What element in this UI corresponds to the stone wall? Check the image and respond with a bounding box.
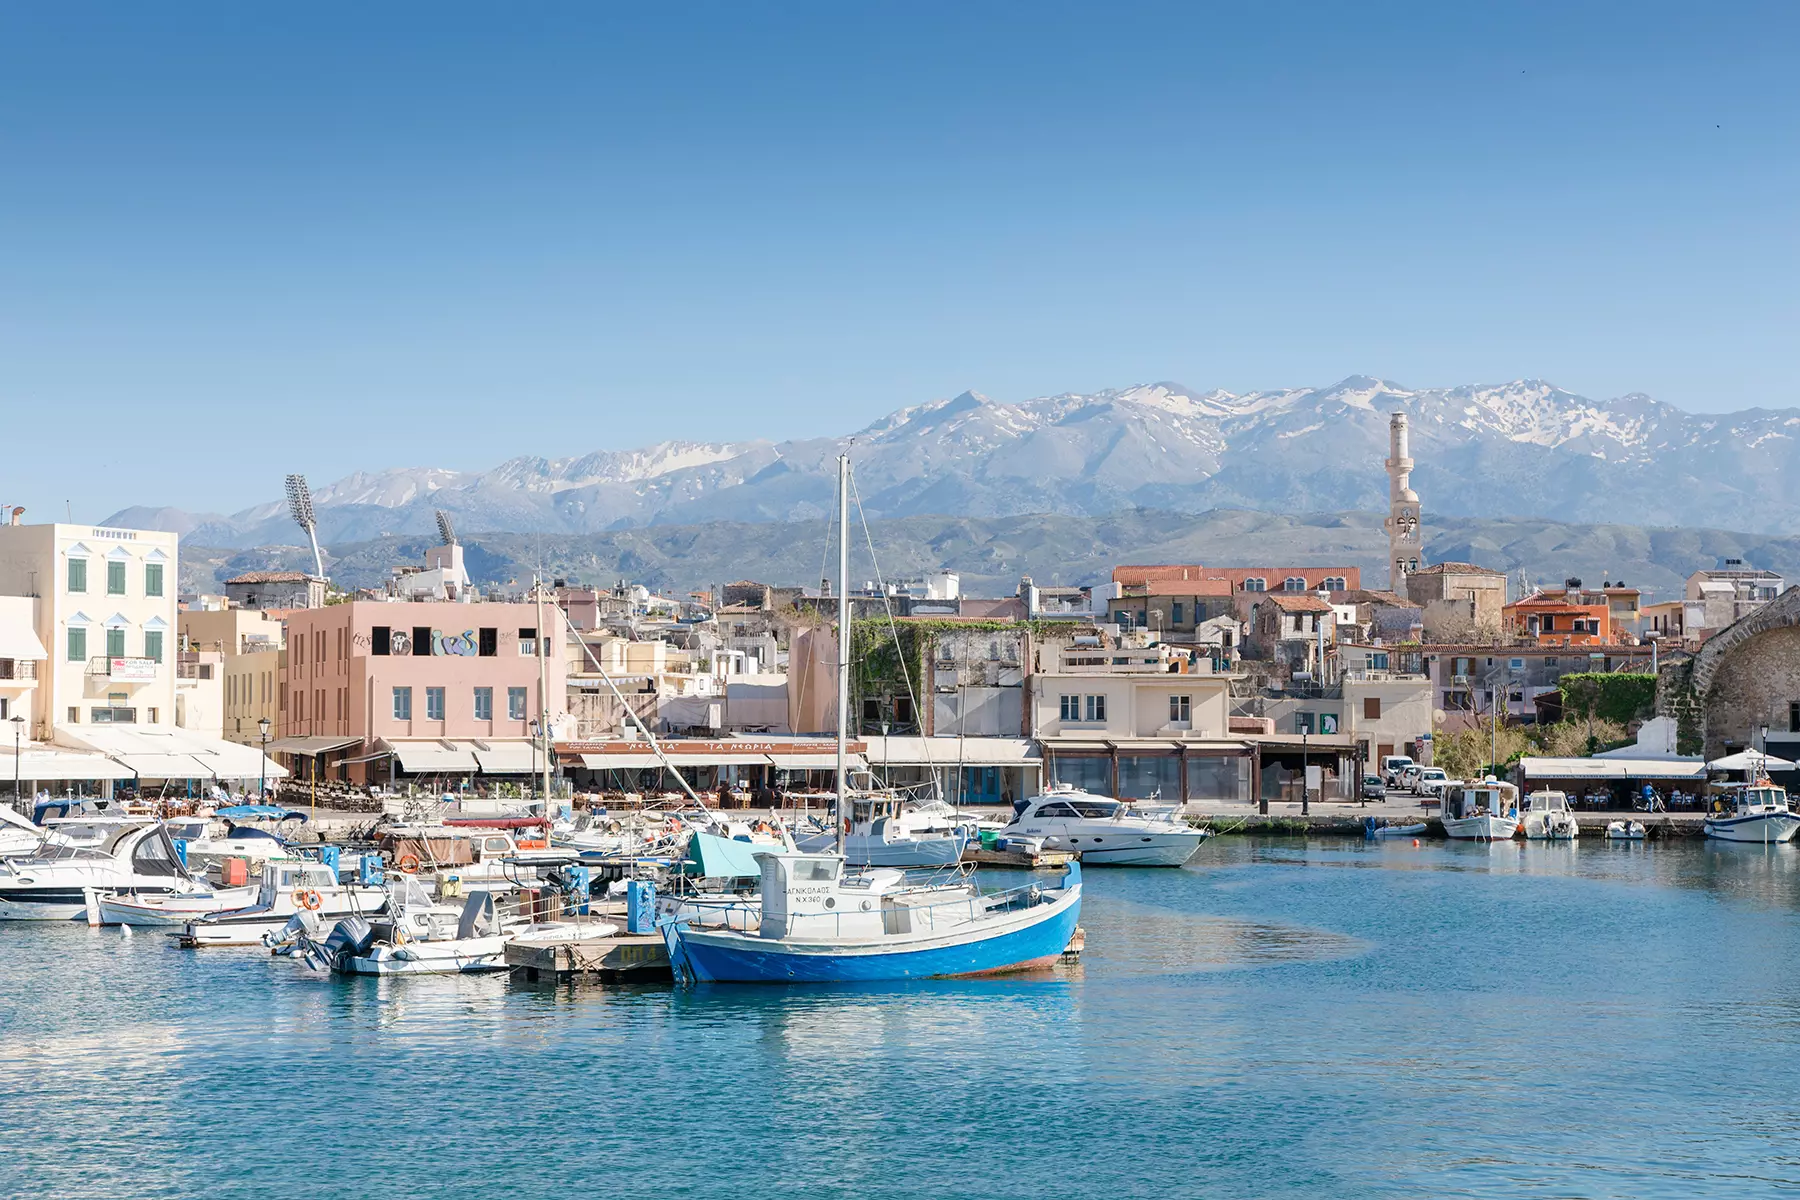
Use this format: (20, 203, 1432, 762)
(1699, 626, 1800, 758)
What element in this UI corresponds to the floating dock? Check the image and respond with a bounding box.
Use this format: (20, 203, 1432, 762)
(506, 932, 672, 984)
(962, 845, 1077, 869)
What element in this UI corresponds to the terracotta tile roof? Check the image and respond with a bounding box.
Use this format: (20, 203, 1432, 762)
(1261, 593, 1335, 613)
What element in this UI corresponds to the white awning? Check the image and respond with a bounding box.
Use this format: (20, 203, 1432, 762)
(578, 751, 866, 772)
(55, 725, 288, 781)
(0, 748, 136, 781)
(266, 735, 363, 757)
(472, 742, 539, 774)
(0, 623, 48, 661)
(580, 753, 664, 771)
(1519, 756, 1708, 781)
(767, 753, 865, 770)
(864, 736, 1040, 765)
(386, 741, 479, 773)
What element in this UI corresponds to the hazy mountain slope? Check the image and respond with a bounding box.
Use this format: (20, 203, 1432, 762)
(176, 508, 1800, 604)
(123, 376, 1800, 544)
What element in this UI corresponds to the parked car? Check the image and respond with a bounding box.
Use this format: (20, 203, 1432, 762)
(1415, 767, 1455, 800)
(1361, 774, 1386, 801)
(1396, 764, 1425, 793)
(1381, 755, 1415, 787)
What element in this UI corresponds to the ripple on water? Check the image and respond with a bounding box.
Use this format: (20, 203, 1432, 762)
(1082, 898, 1369, 976)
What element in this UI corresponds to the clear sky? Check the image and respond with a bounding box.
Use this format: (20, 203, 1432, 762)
(2, 2, 1795, 518)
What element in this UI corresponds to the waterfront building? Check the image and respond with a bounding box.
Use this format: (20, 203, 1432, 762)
(179, 607, 285, 744)
(1429, 643, 1653, 732)
(0, 595, 47, 731)
(273, 598, 567, 784)
(1405, 562, 1507, 641)
(1685, 564, 1784, 636)
(1246, 592, 1338, 674)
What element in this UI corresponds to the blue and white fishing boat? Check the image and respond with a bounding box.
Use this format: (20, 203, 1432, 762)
(659, 453, 1082, 983)
(1704, 783, 1800, 844)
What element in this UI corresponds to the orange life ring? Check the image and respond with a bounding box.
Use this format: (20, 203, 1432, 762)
(396, 853, 422, 874)
(294, 887, 323, 911)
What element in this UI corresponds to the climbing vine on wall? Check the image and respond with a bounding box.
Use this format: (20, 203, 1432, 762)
(1557, 673, 1658, 727)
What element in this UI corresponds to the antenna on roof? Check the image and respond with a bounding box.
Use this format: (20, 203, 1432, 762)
(285, 474, 326, 579)
(435, 509, 458, 547)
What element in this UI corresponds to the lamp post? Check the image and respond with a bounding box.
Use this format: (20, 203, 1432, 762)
(257, 717, 271, 802)
(1760, 724, 1771, 780)
(10, 715, 23, 809)
(529, 719, 541, 804)
(1301, 723, 1310, 816)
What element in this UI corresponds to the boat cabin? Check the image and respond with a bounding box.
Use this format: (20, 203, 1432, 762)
(1444, 779, 1519, 822)
(1013, 792, 1123, 822)
(1714, 784, 1792, 818)
(1525, 790, 1571, 815)
(257, 859, 342, 904)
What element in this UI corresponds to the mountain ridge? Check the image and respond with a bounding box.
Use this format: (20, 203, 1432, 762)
(112, 375, 1800, 545)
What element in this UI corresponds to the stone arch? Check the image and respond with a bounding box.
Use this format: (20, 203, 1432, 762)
(1691, 586, 1800, 699)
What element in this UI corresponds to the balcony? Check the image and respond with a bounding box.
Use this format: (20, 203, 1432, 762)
(0, 658, 37, 682)
(87, 656, 158, 680)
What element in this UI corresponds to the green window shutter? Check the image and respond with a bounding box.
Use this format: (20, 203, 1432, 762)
(107, 561, 126, 595)
(106, 628, 126, 658)
(68, 558, 87, 593)
(68, 627, 86, 662)
(145, 562, 164, 597)
(145, 630, 164, 663)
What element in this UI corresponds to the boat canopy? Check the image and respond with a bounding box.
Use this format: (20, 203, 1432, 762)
(684, 831, 766, 879)
(215, 805, 306, 821)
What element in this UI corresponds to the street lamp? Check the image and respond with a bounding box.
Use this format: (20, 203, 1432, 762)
(1301, 723, 1310, 816)
(529, 719, 541, 802)
(258, 717, 271, 802)
(10, 715, 23, 808)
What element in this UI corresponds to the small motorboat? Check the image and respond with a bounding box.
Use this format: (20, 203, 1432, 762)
(0, 823, 208, 921)
(1363, 818, 1428, 840)
(177, 859, 386, 946)
(1440, 779, 1521, 841)
(1605, 821, 1647, 841)
(1521, 790, 1580, 840)
(796, 793, 966, 868)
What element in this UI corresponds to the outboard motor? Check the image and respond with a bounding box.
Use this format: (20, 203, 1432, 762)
(316, 914, 376, 971)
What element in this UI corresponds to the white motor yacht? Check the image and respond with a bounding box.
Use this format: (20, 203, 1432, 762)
(0, 823, 204, 921)
(1704, 784, 1800, 844)
(0, 805, 51, 857)
(1441, 779, 1521, 841)
(1521, 790, 1580, 840)
(1002, 787, 1207, 866)
(177, 859, 387, 946)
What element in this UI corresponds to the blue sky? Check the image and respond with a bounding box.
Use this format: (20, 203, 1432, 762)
(2, 3, 1795, 517)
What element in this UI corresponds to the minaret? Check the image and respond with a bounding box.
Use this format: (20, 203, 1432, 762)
(1384, 411, 1422, 590)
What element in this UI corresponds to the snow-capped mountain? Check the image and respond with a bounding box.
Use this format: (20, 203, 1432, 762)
(106, 377, 1800, 546)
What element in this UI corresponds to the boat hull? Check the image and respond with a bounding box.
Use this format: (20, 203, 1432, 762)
(1704, 812, 1800, 843)
(1063, 832, 1205, 866)
(1442, 815, 1520, 841)
(0, 886, 186, 922)
(342, 937, 511, 975)
(665, 887, 1081, 983)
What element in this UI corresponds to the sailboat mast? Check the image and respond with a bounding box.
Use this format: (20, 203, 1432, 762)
(836, 452, 850, 855)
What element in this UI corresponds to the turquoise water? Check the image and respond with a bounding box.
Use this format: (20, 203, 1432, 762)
(6, 838, 1800, 1198)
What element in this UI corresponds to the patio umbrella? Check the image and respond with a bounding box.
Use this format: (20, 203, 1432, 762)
(1708, 750, 1798, 772)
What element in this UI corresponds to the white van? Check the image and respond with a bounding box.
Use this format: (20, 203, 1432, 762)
(1381, 755, 1415, 787)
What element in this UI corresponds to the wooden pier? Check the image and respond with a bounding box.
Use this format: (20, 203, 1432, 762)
(961, 845, 1077, 869)
(506, 932, 671, 984)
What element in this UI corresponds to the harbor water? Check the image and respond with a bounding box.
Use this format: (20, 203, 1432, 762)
(7, 837, 1800, 1198)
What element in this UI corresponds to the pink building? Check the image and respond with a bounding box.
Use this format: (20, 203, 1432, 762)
(275, 600, 567, 784)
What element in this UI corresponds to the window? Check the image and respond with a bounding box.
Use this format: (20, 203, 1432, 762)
(1445, 690, 1473, 711)
(1545, 657, 1558, 667)
(1169, 695, 1191, 723)
(863, 699, 882, 722)
(1085, 694, 1107, 722)
(426, 687, 445, 721)
(508, 686, 527, 720)
(107, 560, 126, 595)
(1113, 610, 1132, 627)
(1284, 577, 1307, 592)
(146, 707, 158, 724)
(1171, 602, 1184, 625)
(412, 626, 433, 657)
(519, 628, 538, 656)
(68, 627, 86, 662)
(1060, 695, 1080, 721)
(67, 706, 80, 723)
(1364, 697, 1382, 720)
(895, 697, 914, 724)
(144, 630, 163, 663)
(145, 562, 164, 597)
(106, 628, 126, 658)
(1296, 711, 1315, 734)
(1509, 658, 1524, 670)
(371, 626, 391, 656)
(0, 698, 6, 720)
(1323, 577, 1347, 591)
(198, 664, 211, 680)
(1370, 652, 1390, 670)
(479, 627, 498, 657)
(1242, 578, 1265, 593)
(474, 687, 493, 721)
(67, 557, 87, 593)
(392, 686, 413, 720)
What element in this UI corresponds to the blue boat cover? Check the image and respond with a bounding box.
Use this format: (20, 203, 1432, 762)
(684, 831, 765, 878)
(215, 805, 307, 822)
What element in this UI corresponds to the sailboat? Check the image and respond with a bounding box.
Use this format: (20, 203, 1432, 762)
(659, 454, 1083, 982)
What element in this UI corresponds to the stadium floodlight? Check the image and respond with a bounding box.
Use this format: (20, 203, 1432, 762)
(435, 509, 458, 547)
(285, 473, 326, 579)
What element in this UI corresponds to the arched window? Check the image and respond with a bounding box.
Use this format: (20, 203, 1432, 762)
(1323, 576, 1347, 592)
(1284, 577, 1307, 592)
(1242, 578, 1266, 593)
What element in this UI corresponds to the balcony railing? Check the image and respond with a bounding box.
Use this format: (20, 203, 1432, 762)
(0, 658, 36, 681)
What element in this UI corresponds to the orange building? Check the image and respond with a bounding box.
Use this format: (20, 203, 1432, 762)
(1503, 592, 1612, 646)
